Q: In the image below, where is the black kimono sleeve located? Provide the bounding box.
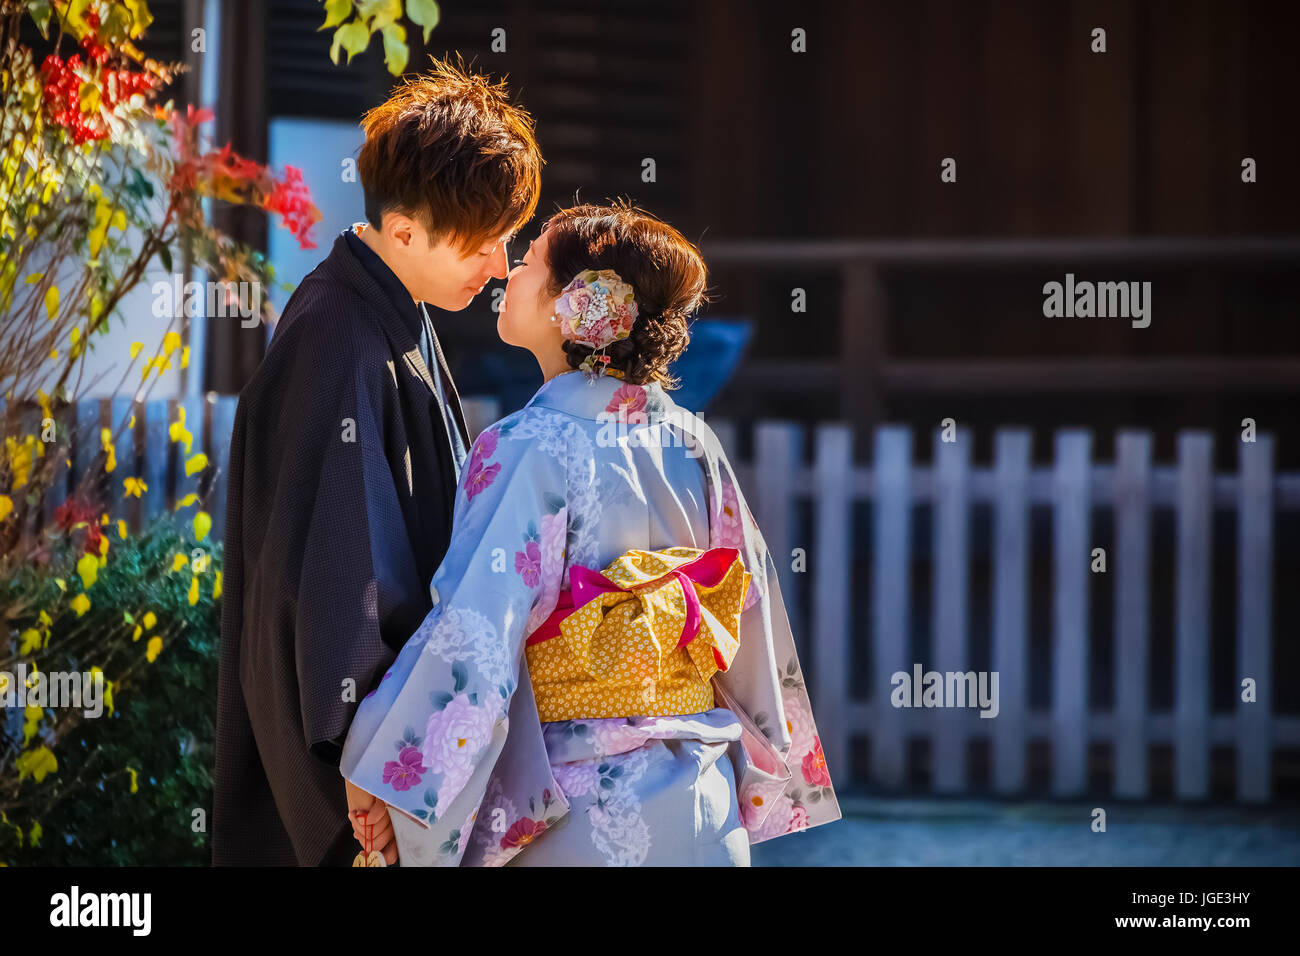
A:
[215,296,435,865]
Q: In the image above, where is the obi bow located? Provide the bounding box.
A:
[525,547,751,722]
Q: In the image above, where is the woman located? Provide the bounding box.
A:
[339,201,840,866]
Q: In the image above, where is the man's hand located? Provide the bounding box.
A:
[344,778,398,865]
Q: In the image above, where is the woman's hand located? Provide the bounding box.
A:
[344,778,398,865]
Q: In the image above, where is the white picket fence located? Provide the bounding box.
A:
[714,421,1297,805]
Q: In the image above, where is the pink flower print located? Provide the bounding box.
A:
[587,718,650,757]
[788,804,810,833]
[750,792,795,841]
[464,456,501,501]
[782,690,815,758]
[471,428,498,464]
[423,693,498,808]
[500,817,548,851]
[801,736,831,787]
[606,384,647,423]
[711,477,746,550]
[525,507,568,636]
[382,746,427,792]
[515,540,542,587]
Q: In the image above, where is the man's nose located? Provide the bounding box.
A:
[485,244,509,281]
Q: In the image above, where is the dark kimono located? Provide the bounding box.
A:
[213,230,470,865]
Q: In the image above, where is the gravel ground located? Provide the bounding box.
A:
[751,797,1300,866]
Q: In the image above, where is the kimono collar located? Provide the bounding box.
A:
[525,368,678,423]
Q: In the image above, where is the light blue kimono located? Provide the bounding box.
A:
[340,370,841,866]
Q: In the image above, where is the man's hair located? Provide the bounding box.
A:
[357,56,543,255]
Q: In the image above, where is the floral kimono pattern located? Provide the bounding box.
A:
[340,370,840,866]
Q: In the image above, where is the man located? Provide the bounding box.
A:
[213,60,543,866]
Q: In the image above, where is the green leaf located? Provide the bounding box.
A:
[158,244,173,272]
[319,0,352,31]
[127,167,155,200]
[101,3,135,43]
[360,0,401,29]
[406,0,440,43]
[29,0,53,38]
[331,20,370,65]
[381,22,408,75]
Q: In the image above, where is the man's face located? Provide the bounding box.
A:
[378,212,512,311]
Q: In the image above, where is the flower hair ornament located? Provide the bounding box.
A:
[552,268,639,384]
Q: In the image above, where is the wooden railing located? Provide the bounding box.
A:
[702,236,1300,427]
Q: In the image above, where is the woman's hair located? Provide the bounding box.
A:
[358,56,544,255]
[539,200,709,388]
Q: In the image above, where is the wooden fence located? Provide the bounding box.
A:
[5,396,1294,803]
[715,420,1297,806]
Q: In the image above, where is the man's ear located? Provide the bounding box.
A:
[387,213,415,249]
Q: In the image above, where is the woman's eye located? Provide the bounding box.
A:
[512,259,526,266]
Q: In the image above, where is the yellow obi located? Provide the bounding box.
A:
[525,547,751,722]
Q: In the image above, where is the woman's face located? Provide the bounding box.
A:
[498,229,564,353]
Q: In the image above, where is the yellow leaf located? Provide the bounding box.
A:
[175,493,198,510]
[44,284,58,320]
[16,746,57,783]
[213,569,223,600]
[188,574,199,606]
[88,198,111,257]
[129,341,144,358]
[143,611,156,630]
[168,415,193,455]
[181,345,190,369]
[28,821,41,847]
[76,552,98,589]
[163,331,181,354]
[320,0,351,30]
[381,22,408,75]
[193,510,212,541]
[146,635,162,663]
[19,629,41,654]
[0,495,11,521]
[332,21,370,65]
[127,766,139,793]
[184,452,208,476]
[132,624,142,642]
[172,553,188,572]
[118,519,127,539]
[70,593,90,616]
